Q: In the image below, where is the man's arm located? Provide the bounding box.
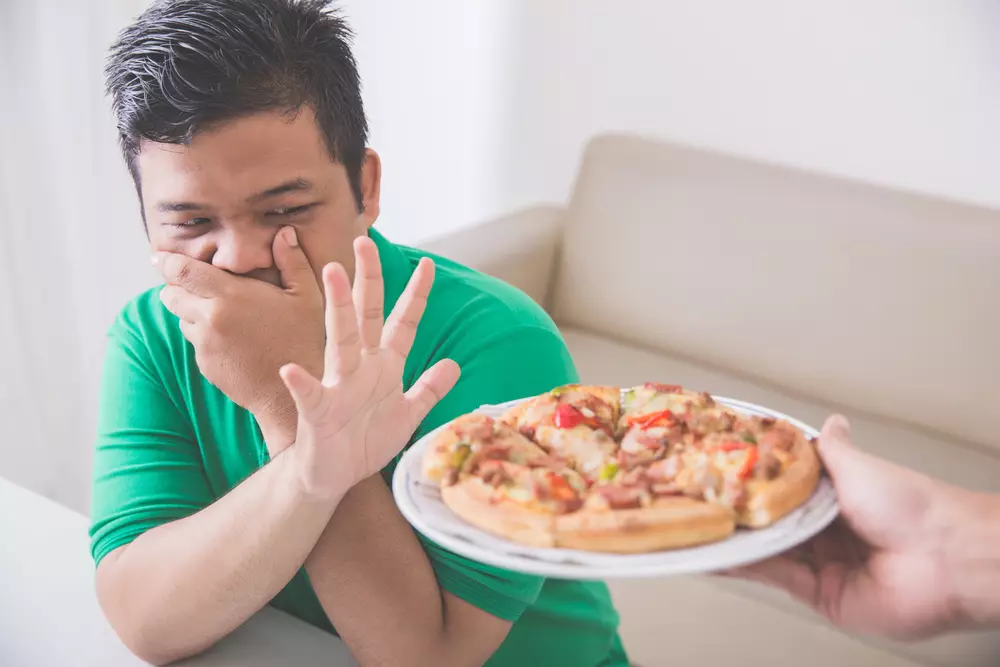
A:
[96,447,344,665]
[304,477,512,667]
[293,323,580,667]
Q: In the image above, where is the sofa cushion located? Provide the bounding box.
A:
[418,205,563,309]
[561,325,1000,667]
[549,135,1000,451]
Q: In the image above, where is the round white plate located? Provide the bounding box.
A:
[392,395,839,580]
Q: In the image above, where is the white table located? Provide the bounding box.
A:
[0,477,357,667]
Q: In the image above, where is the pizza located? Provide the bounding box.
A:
[420,382,822,553]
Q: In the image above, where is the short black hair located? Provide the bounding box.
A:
[106,0,368,214]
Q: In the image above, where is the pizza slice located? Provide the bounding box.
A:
[635,411,820,528]
[439,462,589,548]
[421,413,551,486]
[500,384,621,482]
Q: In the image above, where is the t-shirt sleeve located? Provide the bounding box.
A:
[408,323,580,622]
[88,315,214,566]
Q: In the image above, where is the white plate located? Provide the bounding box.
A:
[392,395,839,580]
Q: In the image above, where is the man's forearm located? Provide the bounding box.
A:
[304,476,449,665]
[96,448,343,665]
[304,475,510,666]
[948,489,1000,629]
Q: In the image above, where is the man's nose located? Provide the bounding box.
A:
[210,228,276,276]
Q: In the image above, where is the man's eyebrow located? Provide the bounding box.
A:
[247,178,314,202]
[152,179,314,213]
[155,200,206,213]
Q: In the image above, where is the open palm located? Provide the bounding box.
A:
[279,236,460,491]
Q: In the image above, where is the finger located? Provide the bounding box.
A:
[279,363,326,421]
[352,236,384,353]
[159,285,207,323]
[723,554,820,607]
[404,359,461,428]
[272,227,319,295]
[322,262,362,381]
[383,257,434,358]
[815,414,858,483]
[154,252,229,298]
[178,319,200,346]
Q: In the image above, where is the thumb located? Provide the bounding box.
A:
[816,414,861,485]
[273,227,318,293]
[279,363,325,421]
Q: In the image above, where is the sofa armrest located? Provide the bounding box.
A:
[417,205,564,311]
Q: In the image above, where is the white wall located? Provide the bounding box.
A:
[347,0,1000,245]
[343,0,519,244]
[0,0,155,512]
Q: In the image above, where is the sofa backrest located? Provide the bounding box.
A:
[549,134,1000,450]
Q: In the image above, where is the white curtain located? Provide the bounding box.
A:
[0,0,155,513]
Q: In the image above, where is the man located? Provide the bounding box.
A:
[727,415,1000,640]
[89,1,627,665]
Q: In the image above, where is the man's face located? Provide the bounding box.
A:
[138,107,380,287]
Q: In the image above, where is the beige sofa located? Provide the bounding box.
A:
[419,134,1000,667]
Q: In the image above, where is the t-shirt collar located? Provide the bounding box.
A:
[367,226,410,320]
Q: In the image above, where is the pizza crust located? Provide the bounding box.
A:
[439,480,738,553]
[440,479,556,548]
[737,433,821,528]
[555,497,736,553]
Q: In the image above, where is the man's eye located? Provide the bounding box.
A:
[266,205,313,217]
[174,218,211,228]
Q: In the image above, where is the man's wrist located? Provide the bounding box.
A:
[944,487,1000,629]
[255,402,299,453]
[281,440,351,508]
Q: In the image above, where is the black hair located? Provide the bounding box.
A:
[106,0,368,215]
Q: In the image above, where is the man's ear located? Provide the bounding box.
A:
[359,148,381,228]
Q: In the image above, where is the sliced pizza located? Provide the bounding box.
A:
[422,381,822,554]
[421,413,550,486]
[440,463,589,548]
[501,384,621,482]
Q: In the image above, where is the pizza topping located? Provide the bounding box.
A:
[463,443,510,473]
[537,471,584,513]
[454,415,496,442]
[554,403,584,428]
[720,478,749,509]
[479,460,515,487]
[595,484,645,510]
[552,403,613,436]
[714,440,751,452]
[617,447,664,471]
[518,425,537,440]
[736,446,758,480]
[688,409,737,434]
[644,382,683,394]
[699,391,716,407]
[598,462,620,482]
[758,425,796,451]
[754,451,782,480]
[625,409,676,429]
[645,455,681,483]
[451,443,472,469]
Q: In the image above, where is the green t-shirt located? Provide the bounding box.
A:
[89,227,629,667]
